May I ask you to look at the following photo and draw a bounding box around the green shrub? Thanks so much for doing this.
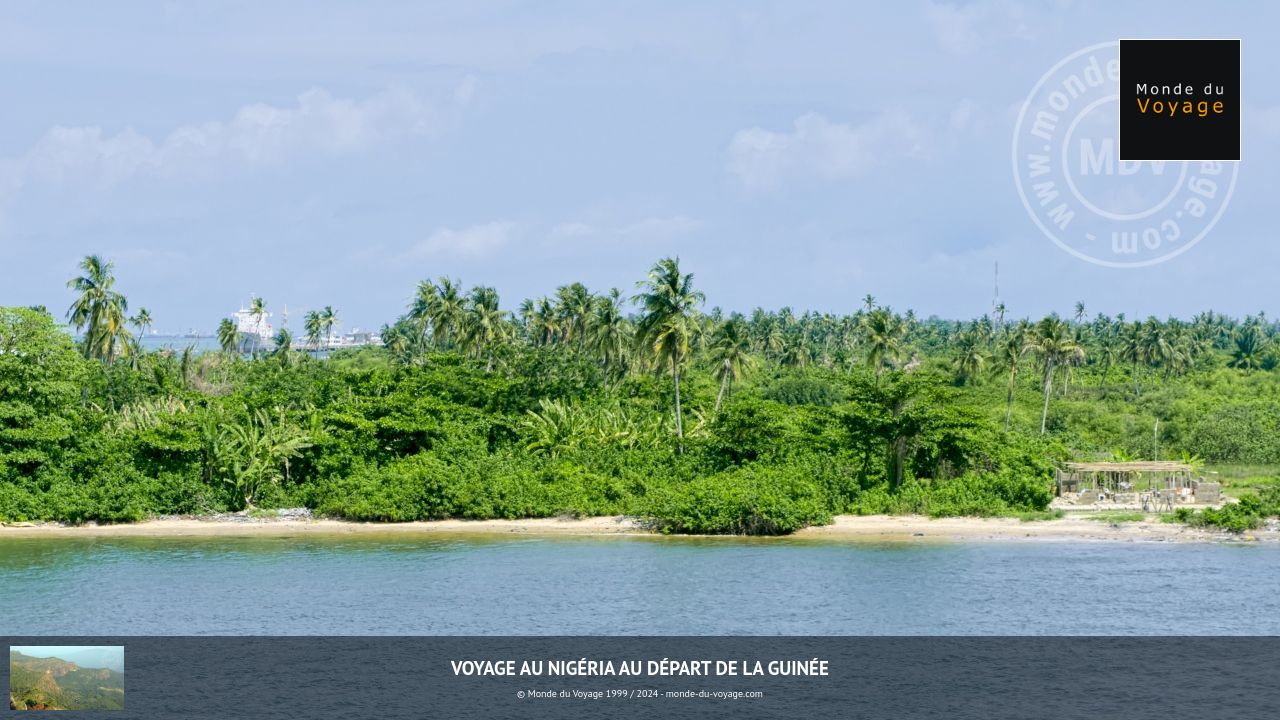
[314,454,459,521]
[762,376,847,407]
[848,471,1053,518]
[644,464,832,535]
[314,452,630,522]
[1178,494,1273,533]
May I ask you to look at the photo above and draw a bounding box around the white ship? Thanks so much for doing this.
[233,300,274,348]
[289,328,383,351]
[228,298,381,351]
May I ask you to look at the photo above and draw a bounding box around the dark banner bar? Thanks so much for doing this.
[6,637,1279,719]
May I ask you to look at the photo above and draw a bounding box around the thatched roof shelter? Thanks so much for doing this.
[1056,460,1199,499]
[1063,461,1192,473]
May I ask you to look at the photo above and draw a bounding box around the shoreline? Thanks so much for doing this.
[0,513,1273,543]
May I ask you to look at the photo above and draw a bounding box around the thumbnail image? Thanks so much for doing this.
[9,647,124,711]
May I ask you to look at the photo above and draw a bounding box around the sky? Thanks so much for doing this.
[11,645,125,672]
[0,1,1277,334]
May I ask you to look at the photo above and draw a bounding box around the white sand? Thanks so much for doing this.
[1,513,1272,542]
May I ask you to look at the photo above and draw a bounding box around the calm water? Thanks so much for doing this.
[1,536,1277,635]
[137,336,221,353]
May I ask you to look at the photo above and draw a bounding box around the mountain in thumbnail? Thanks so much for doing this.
[9,649,124,711]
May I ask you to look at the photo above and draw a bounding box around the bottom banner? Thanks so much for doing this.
[5,637,1278,719]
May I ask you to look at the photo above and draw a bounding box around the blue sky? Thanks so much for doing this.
[0,1,1276,334]
[11,645,124,672]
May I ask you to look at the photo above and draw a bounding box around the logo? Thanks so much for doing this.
[1119,39,1240,161]
[1012,41,1238,268]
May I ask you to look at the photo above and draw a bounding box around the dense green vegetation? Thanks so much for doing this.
[2,255,1280,534]
[1171,487,1280,533]
[9,651,124,711]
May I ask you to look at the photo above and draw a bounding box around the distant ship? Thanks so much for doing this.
[309,328,382,350]
[230,299,380,350]
[233,304,274,347]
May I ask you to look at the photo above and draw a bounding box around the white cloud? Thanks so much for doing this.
[726,111,926,191]
[453,75,478,107]
[405,221,516,260]
[927,3,983,55]
[926,1,1042,55]
[4,86,442,194]
[1247,105,1280,140]
[548,214,699,244]
[949,98,978,131]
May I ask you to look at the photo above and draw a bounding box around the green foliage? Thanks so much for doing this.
[645,463,833,535]
[11,258,1280,537]
[0,308,88,477]
[762,375,847,407]
[852,470,1054,518]
[520,398,669,457]
[217,408,312,509]
[703,397,802,466]
[1172,488,1280,532]
[1183,403,1280,464]
[314,452,628,521]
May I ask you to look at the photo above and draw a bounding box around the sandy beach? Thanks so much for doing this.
[0,513,1274,543]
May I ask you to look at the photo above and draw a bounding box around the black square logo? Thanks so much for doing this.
[1120,39,1240,161]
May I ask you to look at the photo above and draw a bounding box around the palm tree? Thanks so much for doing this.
[462,286,511,370]
[555,282,595,346]
[779,338,810,368]
[303,310,324,351]
[66,254,131,362]
[431,278,466,348]
[1119,321,1149,395]
[1140,317,1173,380]
[997,322,1029,430]
[179,345,194,389]
[633,257,704,447]
[859,307,906,382]
[408,279,437,346]
[380,323,410,358]
[130,307,153,337]
[763,322,785,359]
[271,328,296,366]
[525,297,559,346]
[1094,321,1120,388]
[320,306,338,348]
[1228,324,1270,371]
[952,329,988,385]
[1025,316,1084,434]
[248,297,267,353]
[588,289,629,379]
[217,318,240,353]
[709,318,756,413]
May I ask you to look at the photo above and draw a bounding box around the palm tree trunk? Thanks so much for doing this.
[714,361,729,414]
[889,399,907,488]
[893,436,907,488]
[672,356,684,450]
[1040,360,1055,434]
[1004,367,1016,431]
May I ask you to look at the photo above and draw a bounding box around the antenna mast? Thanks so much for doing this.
[993,262,999,311]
